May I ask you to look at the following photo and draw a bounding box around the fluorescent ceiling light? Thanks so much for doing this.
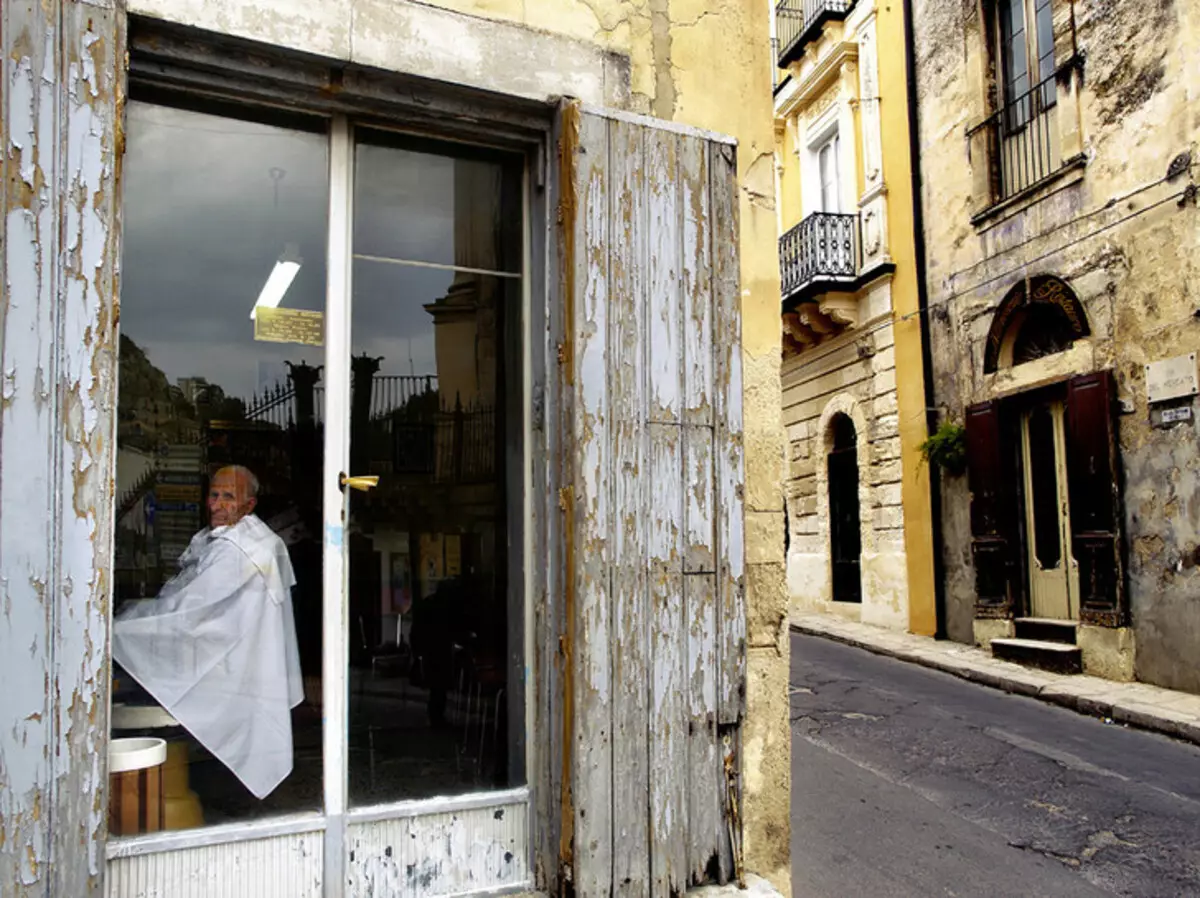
[250,243,302,320]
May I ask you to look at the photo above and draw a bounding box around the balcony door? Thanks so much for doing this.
[817,134,842,214]
[1020,399,1079,620]
[996,0,1060,195]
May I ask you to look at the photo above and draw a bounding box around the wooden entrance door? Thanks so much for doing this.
[828,415,862,603]
[1020,400,1079,619]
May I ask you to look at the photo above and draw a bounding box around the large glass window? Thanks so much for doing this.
[111,99,525,837]
[112,100,328,829]
[346,132,524,804]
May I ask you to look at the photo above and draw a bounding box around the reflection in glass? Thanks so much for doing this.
[353,138,519,275]
[347,134,524,805]
[110,100,327,831]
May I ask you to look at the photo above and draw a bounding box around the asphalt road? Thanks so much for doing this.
[790,631,1200,898]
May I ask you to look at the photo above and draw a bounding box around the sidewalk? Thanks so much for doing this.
[791,613,1200,747]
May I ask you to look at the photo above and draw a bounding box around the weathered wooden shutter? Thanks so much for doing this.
[965,401,1017,616]
[559,102,744,896]
[1,3,124,895]
[1065,371,1125,626]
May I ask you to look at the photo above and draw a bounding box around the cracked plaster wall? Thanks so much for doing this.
[912,0,1200,692]
[124,0,790,889]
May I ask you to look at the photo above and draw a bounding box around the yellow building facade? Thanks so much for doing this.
[773,0,937,635]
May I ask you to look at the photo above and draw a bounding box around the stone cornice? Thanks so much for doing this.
[774,41,859,120]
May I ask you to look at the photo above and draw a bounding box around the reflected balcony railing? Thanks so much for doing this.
[779,212,859,303]
[775,0,855,68]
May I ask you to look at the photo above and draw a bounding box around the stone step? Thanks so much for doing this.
[991,638,1082,675]
[1014,617,1078,645]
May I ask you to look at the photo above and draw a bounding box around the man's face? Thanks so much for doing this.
[207,469,255,528]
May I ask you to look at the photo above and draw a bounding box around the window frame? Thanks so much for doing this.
[994,0,1056,130]
[108,30,551,895]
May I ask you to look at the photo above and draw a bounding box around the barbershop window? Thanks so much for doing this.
[112,97,525,834]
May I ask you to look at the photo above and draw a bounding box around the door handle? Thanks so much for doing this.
[340,473,379,492]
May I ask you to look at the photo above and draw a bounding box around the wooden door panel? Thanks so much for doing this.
[1065,371,1125,625]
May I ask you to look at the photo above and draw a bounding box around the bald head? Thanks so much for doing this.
[207,465,259,528]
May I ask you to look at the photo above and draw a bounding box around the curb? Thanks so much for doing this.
[790,621,1200,748]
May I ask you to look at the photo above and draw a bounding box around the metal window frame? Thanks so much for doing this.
[110,17,555,895]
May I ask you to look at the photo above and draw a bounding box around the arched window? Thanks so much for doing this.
[983,275,1089,373]
[1011,302,1077,365]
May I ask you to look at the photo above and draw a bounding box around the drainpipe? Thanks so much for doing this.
[901,0,949,640]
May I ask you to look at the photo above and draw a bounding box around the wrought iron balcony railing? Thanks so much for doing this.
[775,0,854,68]
[779,212,859,302]
[969,70,1063,206]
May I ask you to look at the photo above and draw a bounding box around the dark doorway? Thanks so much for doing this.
[828,414,862,603]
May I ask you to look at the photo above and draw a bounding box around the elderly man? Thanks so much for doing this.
[113,465,303,800]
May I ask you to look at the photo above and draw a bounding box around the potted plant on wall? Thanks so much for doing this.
[919,420,967,477]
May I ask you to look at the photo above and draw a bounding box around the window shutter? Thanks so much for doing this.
[558,101,742,894]
[966,401,1017,615]
[1065,371,1125,626]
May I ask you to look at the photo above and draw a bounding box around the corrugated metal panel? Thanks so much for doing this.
[106,832,323,898]
[347,802,529,897]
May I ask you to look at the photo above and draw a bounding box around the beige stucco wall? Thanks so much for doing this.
[912,0,1200,691]
[126,0,789,888]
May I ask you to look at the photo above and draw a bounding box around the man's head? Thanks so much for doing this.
[207,465,259,528]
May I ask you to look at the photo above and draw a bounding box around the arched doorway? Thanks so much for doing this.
[828,413,862,603]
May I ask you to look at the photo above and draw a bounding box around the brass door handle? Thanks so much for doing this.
[340,473,379,492]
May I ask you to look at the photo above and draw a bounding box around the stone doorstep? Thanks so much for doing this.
[791,614,1200,748]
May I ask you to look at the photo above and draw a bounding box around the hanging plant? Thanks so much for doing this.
[919,421,967,476]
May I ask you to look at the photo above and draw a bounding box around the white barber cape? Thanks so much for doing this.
[113,513,303,799]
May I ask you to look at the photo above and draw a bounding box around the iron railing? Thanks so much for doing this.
[368,375,438,420]
[775,0,854,68]
[972,70,1061,205]
[779,212,858,301]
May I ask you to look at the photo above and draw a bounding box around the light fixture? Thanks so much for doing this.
[249,243,302,320]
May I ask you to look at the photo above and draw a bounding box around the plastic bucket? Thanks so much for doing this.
[109,737,167,835]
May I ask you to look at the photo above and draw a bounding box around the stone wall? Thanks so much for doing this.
[912,0,1200,689]
[784,297,911,632]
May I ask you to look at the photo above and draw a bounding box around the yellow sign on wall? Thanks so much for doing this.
[253,307,324,346]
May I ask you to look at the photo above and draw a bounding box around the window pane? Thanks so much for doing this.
[1035,0,1056,104]
[999,0,1029,95]
[1027,406,1062,570]
[353,137,519,275]
[347,135,524,805]
[818,139,839,214]
[111,100,328,831]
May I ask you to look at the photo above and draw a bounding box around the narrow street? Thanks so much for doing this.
[791,632,1200,897]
